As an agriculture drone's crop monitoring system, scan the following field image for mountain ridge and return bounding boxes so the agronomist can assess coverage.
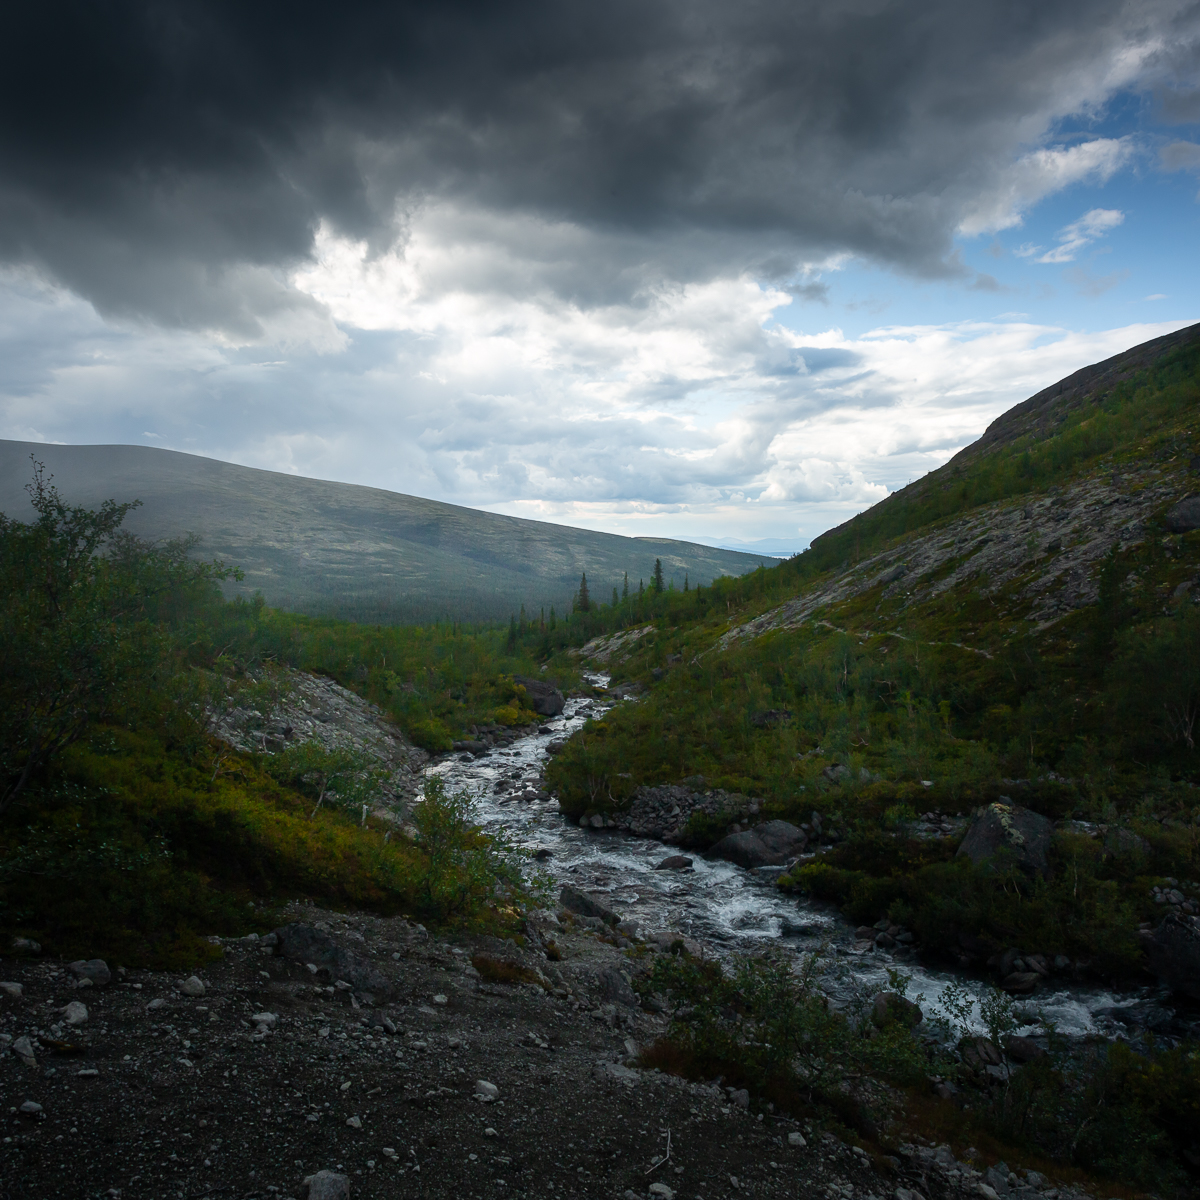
[0,440,769,624]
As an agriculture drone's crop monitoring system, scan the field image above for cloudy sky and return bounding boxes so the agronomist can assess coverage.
[2,1,1199,554]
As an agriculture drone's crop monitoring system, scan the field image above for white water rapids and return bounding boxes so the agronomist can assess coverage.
[424,675,1154,1039]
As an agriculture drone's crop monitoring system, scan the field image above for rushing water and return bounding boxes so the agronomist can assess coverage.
[424,675,1155,1039]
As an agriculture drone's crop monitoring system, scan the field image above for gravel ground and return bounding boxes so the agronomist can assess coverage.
[0,905,1072,1200]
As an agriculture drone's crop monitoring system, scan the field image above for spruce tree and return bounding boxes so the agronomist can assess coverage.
[612,587,619,608]
[549,605,557,631]
[577,571,590,612]
[622,572,629,601]
[653,558,664,593]
[684,572,689,592]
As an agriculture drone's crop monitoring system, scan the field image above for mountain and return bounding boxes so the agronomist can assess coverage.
[0,442,769,623]
[543,321,1200,999]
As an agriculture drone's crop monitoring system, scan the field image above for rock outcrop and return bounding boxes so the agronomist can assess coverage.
[273,922,392,998]
[956,803,1054,879]
[513,676,566,716]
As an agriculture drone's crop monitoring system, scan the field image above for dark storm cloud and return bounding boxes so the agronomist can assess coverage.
[0,0,1194,332]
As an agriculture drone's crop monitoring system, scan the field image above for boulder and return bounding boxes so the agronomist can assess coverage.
[68,959,111,986]
[273,923,391,996]
[596,967,638,1008]
[709,821,806,868]
[654,855,693,871]
[300,1170,350,1200]
[559,886,618,926]
[1002,1035,1047,1062]
[1165,496,1200,534]
[514,677,566,717]
[1143,912,1200,999]
[871,992,923,1028]
[956,803,1054,879]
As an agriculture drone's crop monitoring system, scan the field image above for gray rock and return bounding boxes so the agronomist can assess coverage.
[474,1080,499,1100]
[597,967,638,1008]
[1144,911,1200,999]
[0,981,23,1000]
[648,1184,675,1200]
[11,937,40,954]
[300,1169,351,1200]
[728,1088,750,1109]
[1002,1035,1046,1062]
[872,992,923,1028]
[956,803,1054,879]
[788,1131,807,1147]
[513,676,566,717]
[12,1036,37,1067]
[68,959,111,986]
[709,821,806,868]
[19,1100,42,1115]
[654,855,693,870]
[61,1001,88,1026]
[251,1011,278,1028]
[1165,496,1200,533]
[273,923,391,996]
[559,886,618,926]
[178,976,206,997]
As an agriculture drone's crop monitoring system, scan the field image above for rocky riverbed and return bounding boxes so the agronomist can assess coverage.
[0,906,1105,1200]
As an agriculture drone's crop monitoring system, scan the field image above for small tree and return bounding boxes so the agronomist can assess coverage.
[576,571,590,612]
[0,460,234,815]
[653,558,665,594]
[622,572,629,601]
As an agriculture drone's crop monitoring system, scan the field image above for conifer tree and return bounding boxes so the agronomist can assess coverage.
[653,558,664,593]
[684,572,689,592]
[612,587,619,608]
[622,572,629,601]
[549,605,557,631]
[576,571,590,612]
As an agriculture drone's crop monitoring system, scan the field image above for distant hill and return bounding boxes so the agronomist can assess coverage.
[0,442,769,623]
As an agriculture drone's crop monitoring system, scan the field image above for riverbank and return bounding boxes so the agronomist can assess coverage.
[0,902,1102,1200]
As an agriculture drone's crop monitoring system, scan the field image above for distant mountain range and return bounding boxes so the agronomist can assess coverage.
[0,442,770,623]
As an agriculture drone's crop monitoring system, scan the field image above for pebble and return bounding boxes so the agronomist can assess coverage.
[649,1185,675,1200]
[77,1069,99,1078]
[474,1080,499,1101]
[0,981,23,1000]
[146,998,166,1011]
[62,1001,89,1026]
[788,1132,807,1147]
[484,1127,498,1137]
[382,1147,398,1159]
[432,994,448,1005]
[178,976,206,997]
[19,1100,43,1115]
[346,1115,362,1129]
[251,1011,279,1028]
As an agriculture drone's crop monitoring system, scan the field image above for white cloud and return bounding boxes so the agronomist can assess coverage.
[3,257,1192,549]
[958,140,1133,236]
[1037,208,1125,263]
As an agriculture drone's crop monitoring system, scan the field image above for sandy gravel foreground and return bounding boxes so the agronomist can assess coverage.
[0,905,1067,1200]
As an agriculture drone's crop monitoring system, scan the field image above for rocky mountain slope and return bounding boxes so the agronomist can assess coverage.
[0,441,768,624]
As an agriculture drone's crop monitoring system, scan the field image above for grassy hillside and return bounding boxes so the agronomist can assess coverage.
[542,322,1200,966]
[0,441,769,624]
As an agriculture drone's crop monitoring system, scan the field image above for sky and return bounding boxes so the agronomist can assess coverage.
[1,2,1199,555]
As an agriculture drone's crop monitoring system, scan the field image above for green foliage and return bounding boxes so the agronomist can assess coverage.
[413,776,546,923]
[1107,602,1200,751]
[643,949,931,1129]
[260,742,391,816]
[0,460,235,813]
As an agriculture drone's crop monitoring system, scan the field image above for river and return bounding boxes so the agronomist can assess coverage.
[424,675,1158,1039]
